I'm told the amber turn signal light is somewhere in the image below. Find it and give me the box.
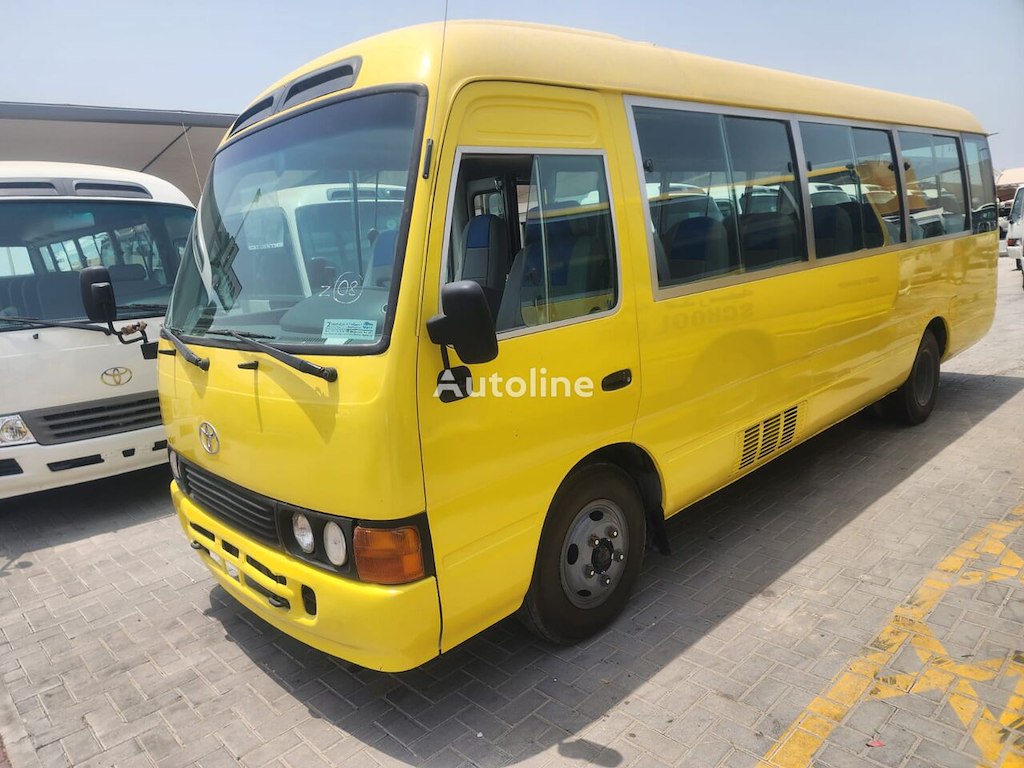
[353,525,425,584]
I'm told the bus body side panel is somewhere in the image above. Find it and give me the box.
[944,232,998,358]
[631,224,995,519]
[416,83,642,654]
[631,253,893,517]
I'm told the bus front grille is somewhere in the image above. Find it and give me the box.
[23,393,162,445]
[179,460,279,543]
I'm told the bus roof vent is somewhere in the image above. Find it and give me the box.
[737,403,802,472]
[230,95,276,136]
[227,57,362,139]
[73,180,152,199]
[280,57,361,112]
[0,180,59,197]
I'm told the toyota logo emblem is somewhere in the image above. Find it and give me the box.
[198,422,220,455]
[100,366,132,386]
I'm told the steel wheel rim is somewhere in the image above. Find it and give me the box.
[913,349,936,407]
[559,498,629,609]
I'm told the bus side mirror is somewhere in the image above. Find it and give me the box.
[80,266,118,323]
[426,280,498,364]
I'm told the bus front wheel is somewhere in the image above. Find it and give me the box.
[879,330,941,426]
[519,463,646,645]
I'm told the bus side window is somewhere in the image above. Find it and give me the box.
[800,122,905,256]
[962,134,997,234]
[632,105,806,287]
[496,154,617,331]
[445,153,618,332]
[898,131,970,241]
[724,116,806,273]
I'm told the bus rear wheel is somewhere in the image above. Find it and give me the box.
[879,330,941,426]
[519,464,646,645]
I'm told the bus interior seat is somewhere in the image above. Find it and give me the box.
[664,216,730,282]
[459,214,508,317]
[368,229,397,287]
[497,206,607,331]
[741,213,800,271]
[939,194,965,233]
[36,271,83,320]
[811,205,855,258]
[305,257,337,292]
[108,263,159,299]
[0,277,17,314]
[651,229,670,283]
[860,203,885,248]
[16,275,41,318]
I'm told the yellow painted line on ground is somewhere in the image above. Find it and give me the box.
[762,505,1024,768]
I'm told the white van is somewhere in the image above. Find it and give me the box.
[0,162,194,498]
[1007,185,1024,276]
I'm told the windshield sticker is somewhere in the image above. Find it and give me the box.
[322,318,377,341]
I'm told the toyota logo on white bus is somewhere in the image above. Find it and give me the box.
[100,366,132,386]
[198,422,220,455]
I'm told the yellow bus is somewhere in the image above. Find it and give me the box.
[142,21,998,671]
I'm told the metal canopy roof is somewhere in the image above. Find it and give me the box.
[0,102,235,204]
[997,167,1024,189]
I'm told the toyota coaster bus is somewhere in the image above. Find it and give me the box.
[1,162,195,498]
[148,22,998,671]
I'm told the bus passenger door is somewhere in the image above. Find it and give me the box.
[416,83,641,653]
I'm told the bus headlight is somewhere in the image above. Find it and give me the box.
[0,415,34,446]
[292,513,315,554]
[323,521,348,566]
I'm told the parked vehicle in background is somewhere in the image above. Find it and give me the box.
[999,197,1013,238]
[1006,185,1024,280]
[0,162,195,498]
[158,21,997,672]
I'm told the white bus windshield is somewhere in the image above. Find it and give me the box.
[0,200,194,324]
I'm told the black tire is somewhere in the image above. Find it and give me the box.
[881,330,941,426]
[518,463,646,645]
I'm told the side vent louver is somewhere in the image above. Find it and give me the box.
[738,404,802,472]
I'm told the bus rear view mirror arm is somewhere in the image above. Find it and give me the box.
[79,266,151,351]
[426,280,498,366]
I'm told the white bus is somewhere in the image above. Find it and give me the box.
[0,162,195,498]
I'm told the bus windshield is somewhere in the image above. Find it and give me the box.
[0,200,193,325]
[166,90,421,350]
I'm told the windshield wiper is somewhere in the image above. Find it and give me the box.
[207,329,337,382]
[160,327,210,371]
[118,303,168,313]
[206,328,274,340]
[0,315,114,334]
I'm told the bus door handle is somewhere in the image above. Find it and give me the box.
[601,369,632,392]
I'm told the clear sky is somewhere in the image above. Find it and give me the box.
[3,0,1022,170]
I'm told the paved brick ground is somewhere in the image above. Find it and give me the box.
[1,265,1022,768]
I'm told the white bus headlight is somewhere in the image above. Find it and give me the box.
[292,513,315,554]
[0,415,34,446]
[323,521,348,566]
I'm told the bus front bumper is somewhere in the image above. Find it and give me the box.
[0,427,168,500]
[171,482,442,672]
